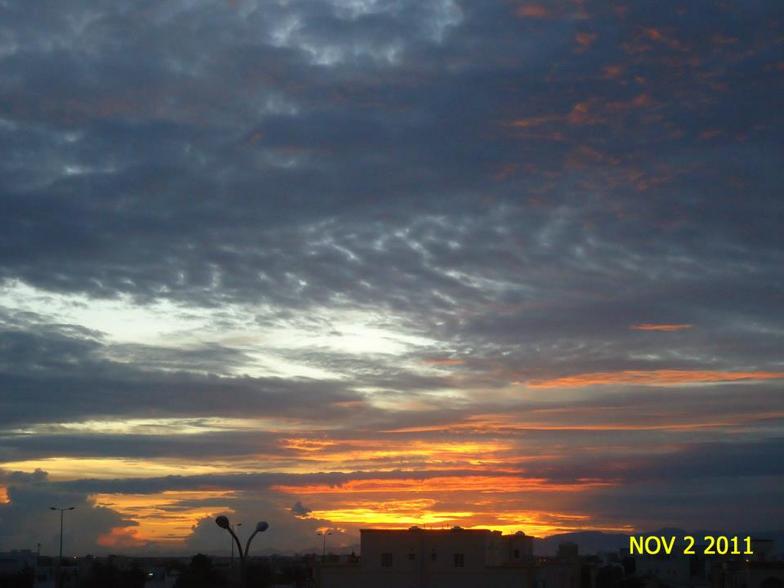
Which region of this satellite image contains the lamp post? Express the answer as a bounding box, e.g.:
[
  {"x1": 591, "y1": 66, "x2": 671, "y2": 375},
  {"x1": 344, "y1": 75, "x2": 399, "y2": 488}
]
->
[
  {"x1": 216, "y1": 516, "x2": 268, "y2": 588},
  {"x1": 317, "y1": 530, "x2": 332, "y2": 560},
  {"x1": 50, "y1": 506, "x2": 75, "y2": 588},
  {"x1": 230, "y1": 522, "x2": 242, "y2": 566}
]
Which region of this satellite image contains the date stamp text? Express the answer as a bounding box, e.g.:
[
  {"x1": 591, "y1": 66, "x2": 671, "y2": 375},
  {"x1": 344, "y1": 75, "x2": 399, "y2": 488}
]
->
[{"x1": 629, "y1": 535, "x2": 753, "y2": 556}]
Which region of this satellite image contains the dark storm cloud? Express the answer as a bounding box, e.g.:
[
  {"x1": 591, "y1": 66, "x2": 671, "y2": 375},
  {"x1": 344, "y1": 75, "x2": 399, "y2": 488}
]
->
[
  {"x1": 516, "y1": 437, "x2": 784, "y2": 485},
  {"x1": 290, "y1": 501, "x2": 312, "y2": 517},
  {"x1": 44, "y1": 435, "x2": 782, "y2": 493},
  {"x1": 580, "y1": 473, "x2": 784, "y2": 532},
  {"x1": 1, "y1": 0, "x2": 780, "y2": 314},
  {"x1": 0, "y1": 430, "x2": 282, "y2": 461},
  {"x1": 0, "y1": 468, "x2": 138, "y2": 552},
  {"x1": 52, "y1": 468, "x2": 496, "y2": 495}
]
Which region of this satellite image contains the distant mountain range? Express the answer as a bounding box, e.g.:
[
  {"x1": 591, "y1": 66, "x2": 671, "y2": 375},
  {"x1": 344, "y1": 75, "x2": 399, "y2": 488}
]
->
[{"x1": 534, "y1": 531, "x2": 630, "y2": 556}]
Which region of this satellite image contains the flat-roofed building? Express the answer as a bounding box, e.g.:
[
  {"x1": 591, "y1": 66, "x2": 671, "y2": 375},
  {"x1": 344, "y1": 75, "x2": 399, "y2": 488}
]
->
[{"x1": 317, "y1": 526, "x2": 535, "y2": 588}]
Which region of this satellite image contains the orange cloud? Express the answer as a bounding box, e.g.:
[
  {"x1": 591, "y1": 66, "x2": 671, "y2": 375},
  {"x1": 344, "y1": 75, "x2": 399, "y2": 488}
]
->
[
  {"x1": 308, "y1": 498, "x2": 473, "y2": 526},
  {"x1": 306, "y1": 499, "x2": 631, "y2": 537},
  {"x1": 606, "y1": 93, "x2": 652, "y2": 112},
  {"x1": 278, "y1": 439, "x2": 512, "y2": 466},
  {"x1": 0, "y1": 485, "x2": 8, "y2": 504},
  {"x1": 0, "y1": 457, "x2": 228, "y2": 481},
  {"x1": 97, "y1": 527, "x2": 146, "y2": 548},
  {"x1": 565, "y1": 145, "x2": 621, "y2": 167},
  {"x1": 575, "y1": 32, "x2": 597, "y2": 48},
  {"x1": 642, "y1": 27, "x2": 685, "y2": 50},
  {"x1": 487, "y1": 511, "x2": 634, "y2": 537},
  {"x1": 383, "y1": 411, "x2": 778, "y2": 435},
  {"x1": 272, "y1": 475, "x2": 612, "y2": 496},
  {"x1": 280, "y1": 438, "x2": 338, "y2": 452},
  {"x1": 508, "y1": 115, "x2": 559, "y2": 129},
  {"x1": 93, "y1": 490, "x2": 236, "y2": 543},
  {"x1": 509, "y1": 92, "x2": 652, "y2": 133},
  {"x1": 631, "y1": 323, "x2": 693, "y2": 332},
  {"x1": 423, "y1": 357, "x2": 465, "y2": 366},
  {"x1": 516, "y1": 4, "x2": 550, "y2": 18},
  {"x1": 526, "y1": 370, "x2": 784, "y2": 388},
  {"x1": 568, "y1": 101, "x2": 594, "y2": 125}
]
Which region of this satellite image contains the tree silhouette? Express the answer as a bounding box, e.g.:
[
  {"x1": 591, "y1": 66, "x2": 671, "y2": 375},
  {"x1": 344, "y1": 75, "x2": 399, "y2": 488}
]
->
[
  {"x1": 174, "y1": 554, "x2": 228, "y2": 588},
  {"x1": 82, "y1": 560, "x2": 146, "y2": 588}
]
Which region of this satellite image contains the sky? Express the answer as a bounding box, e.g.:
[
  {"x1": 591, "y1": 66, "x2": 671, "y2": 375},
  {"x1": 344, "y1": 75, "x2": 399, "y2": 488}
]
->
[{"x1": 0, "y1": 0, "x2": 783, "y2": 556}]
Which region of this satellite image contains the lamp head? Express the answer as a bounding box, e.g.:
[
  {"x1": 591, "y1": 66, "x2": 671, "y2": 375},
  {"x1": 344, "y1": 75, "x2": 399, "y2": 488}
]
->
[
  {"x1": 215, "y1": 515, "x2": 231, "y2": 529},
  {"x1": 256, "y1": 521, "x2": 269, "y2": 533}
]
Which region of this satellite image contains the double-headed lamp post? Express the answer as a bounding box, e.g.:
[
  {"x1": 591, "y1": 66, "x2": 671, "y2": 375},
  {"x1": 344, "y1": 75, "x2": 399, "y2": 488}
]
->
[
  {"x1": 230, "y1": 522, "x2": 242, "y2": 565},
  {"x1": 215, "y1": 516, "x2": 268, "y2": 588},
  {"x1": 50, "y1": 506, "x2": 75, "y2": 588},
  {"x1": 317, "y1": 530, "x2": 333, "y2": 560}
]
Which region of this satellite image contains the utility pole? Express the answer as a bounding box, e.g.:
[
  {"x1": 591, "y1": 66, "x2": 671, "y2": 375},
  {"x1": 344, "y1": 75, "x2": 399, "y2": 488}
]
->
[{"x1": 50, "y1": 506, "x2": 75, "y2": 588}]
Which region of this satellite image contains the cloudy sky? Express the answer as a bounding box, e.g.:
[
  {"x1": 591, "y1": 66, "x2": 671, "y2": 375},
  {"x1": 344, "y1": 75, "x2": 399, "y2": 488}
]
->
[{"x1": 1, "y1": 0, "x2": 783, "y2": 555}]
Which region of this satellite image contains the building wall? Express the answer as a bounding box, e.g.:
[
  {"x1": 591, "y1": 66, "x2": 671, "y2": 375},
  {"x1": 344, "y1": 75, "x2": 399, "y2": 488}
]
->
[
  {"x1": 536, "y1": 561, "x2": 580, "y2": 588},
  {"x1": 361, "y1": 528, "x2": 494, "y2": 573},
  {"x1": 715, "y1": 563, "x2": 784, "y2": 588},
  {"x1": 318, "y1": 528, "x2": 535, "y2": 588},
  {"x1": 636, "y1": 554, "x2": 692, "y2": 588}
]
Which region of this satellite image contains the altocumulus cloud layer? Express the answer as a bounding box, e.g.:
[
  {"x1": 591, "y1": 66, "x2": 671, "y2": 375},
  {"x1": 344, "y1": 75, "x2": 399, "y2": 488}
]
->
[{"x1": 1, "y1": 0, "x2": 783, "y2": 554}]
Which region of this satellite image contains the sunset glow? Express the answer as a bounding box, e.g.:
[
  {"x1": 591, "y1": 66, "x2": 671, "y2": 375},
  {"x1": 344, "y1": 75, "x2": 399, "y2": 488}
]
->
[
  {"x1": 526, "y1": 370, "x2": 784, "y2": 388},
  {"x1": 630, "y1": 323, "x2": 693, "y2": 332},
  {"x1": 93, "y1": 491, "x2": 238, "y2": 543}
]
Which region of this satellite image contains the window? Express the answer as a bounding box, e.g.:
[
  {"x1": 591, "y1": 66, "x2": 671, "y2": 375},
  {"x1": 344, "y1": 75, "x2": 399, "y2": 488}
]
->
[
  {"x1": 431, "y1": 551, "x2": 437, "y2": 562},
  {"x1": 454, "y1": 553, "x2": 465, "y2": 567},
  {"x1": 408, "y1": 552, "x2": 416, "y2": 560},
  {"x1": 514, "y1": 549, "x2": 520, "y2": 559},
  {"x1": 381, "y1": 553, "x2": 393, "y2": 567}
]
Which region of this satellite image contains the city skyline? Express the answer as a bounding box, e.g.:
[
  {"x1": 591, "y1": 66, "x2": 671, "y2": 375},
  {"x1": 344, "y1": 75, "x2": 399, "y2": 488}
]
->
[{"x1": 1, "y1": 0, "x2": 783, "y2": 556}]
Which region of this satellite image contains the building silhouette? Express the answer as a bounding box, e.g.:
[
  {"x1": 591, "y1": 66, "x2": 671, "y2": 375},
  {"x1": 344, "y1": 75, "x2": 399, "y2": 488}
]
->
[{"x1": 317, "y1": 526, "x2": 536, "y2": 588}]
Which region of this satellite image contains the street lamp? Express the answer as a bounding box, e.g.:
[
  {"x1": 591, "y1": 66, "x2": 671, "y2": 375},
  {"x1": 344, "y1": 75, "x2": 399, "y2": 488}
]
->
[
  {"x1": 216, "y1": 516, "x2": 268, "y2": 588},
  {"x1": 317, "y1": 530, "x2": 333, "y2": 560},
  {"x1": 244, "y1": 520, "x2": 269, "y2": 558},
  {"x1": 50, "y1": 506, "x2": 75, "y2": 588},
  {"x1": 230, "y1": 522, "x2": 243, "y2": 565}
]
